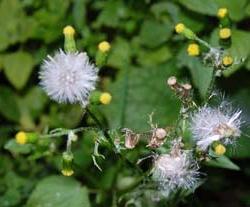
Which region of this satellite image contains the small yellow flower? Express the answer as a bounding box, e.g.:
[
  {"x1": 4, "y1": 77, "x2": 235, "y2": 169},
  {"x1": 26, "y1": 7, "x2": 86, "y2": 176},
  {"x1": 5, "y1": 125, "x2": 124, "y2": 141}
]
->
[
  {"x1": 219, "y1": 28, "x2": 231, "y2": 39},
  {"x1": 63, "y1": 25, "x2": 75, "y2": 36},
  {"x1": 175, "y1": 23, "x2": 185, "y2": 34},
  {"x1": 15, "y1": 131, "x2": 27, "y2": 145},
  {"x1": 214, "y1": 144, "x2": 226, "y2": 156},
  {"x1": 100, "y1": 92, "x2": 112, "y2": 105},
  {"x1": 98, "y1": 41, "x2": 111, "y2": 53},
  {"x1": 223, "y1": 55, "x2": 233, "y2": 66},
  {"x1": 61, "y1": 169, "x2": 74, "y2": 176},
  {"x1": 217, "y1": 8, "x2": 228, "y2": 18},
  {"x1": 187, "y1": 43, "x2": 200, "y2": 56}
]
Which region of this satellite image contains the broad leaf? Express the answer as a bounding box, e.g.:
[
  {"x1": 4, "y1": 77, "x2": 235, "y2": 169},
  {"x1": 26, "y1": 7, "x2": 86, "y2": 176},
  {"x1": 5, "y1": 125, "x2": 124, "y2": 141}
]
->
[{"x1": 27, "y1": 176, "x2": 90, "y2": 207}]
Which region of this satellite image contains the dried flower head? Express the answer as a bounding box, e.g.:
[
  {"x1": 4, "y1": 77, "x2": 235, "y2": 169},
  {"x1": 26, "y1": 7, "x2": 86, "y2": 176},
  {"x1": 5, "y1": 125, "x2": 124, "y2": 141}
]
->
[
  {"x1": 123, "y1": 128, "x2": 140, "y2": 149},
  {"x1": 147, "y1": 128, "x2": 167, "y2": 148},
  {"x1": 191, "y1": 103, "x2": 242, "y2": 151},
  {"x1": 39, "y1": 50, "x2": 98, "y2": 106},
  {"x1": 152, "y1": 150, "x2": 200, "y2": 197}
]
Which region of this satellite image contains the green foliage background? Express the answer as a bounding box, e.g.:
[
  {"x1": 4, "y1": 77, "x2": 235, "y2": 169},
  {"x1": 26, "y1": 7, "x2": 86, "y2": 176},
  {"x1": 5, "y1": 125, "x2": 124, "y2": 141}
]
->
[{"x1": 0, "y1": 0, "x2": 250, "y2": 206}]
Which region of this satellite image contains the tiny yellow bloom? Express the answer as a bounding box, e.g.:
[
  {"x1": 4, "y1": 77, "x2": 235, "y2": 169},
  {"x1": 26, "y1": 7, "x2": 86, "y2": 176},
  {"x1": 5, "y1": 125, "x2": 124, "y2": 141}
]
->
[
  {"x1": 15, "y1": 131, "x2": 27, "y2": 145},
  {"x1": 61, "y1": 169, "x2": 74, "y2": 176},
  {"x1": 63, "y1": 25, "x2": 75, "y2": 36},
  {"x1": 217, "y1": 8, "x2": 228, "y2": 18},
  {"x1": 175, "y1": 23, "x2": 185, "y2": 34},
  {"x1": 100, "y1": 92, "x2": 112, "y2": 105},
  {"x1": 223, "y1": 55, "x2": 233, "y2": 66},
  {"x1": 219, "y1": 28, "x2": 231, "y2": 39},
  {"x1": 98, "y1": 41, "x2": 111, "y2": 53},
  {"x1": 187, "y1": 43, "x2": 200, "y2": 56},
  {"x1": 214, "y1": 144, "x2": 226, "y2": 156}
]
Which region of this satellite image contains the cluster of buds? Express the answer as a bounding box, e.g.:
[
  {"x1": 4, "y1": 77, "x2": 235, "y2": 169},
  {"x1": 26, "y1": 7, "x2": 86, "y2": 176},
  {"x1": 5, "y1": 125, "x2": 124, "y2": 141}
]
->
[
  {"x1": 167, "y1": 76, "x2": 192, "y2": 104},
  {"x1": 175, "y1": 8, "x2": 235, "y2": 71}
]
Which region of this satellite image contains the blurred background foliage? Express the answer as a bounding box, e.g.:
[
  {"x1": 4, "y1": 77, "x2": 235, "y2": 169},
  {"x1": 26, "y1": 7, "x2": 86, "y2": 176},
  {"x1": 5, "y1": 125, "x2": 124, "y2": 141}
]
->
[{"x1": 0, "y1": 0, "x2": 250, "y2": 206}]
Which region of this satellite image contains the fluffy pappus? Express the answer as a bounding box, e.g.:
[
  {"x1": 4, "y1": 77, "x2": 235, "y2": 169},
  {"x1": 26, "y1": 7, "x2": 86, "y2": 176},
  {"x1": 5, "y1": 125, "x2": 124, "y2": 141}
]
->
[
  {"x1": 152, "y1": 150, "x2": 200, "y2": 197},
  {"x1": 190, "y1": 103, "x2": 242, "y2": 151},
  {"x1": 39, "y1": 50, "x2": 98, "y2": 106}
]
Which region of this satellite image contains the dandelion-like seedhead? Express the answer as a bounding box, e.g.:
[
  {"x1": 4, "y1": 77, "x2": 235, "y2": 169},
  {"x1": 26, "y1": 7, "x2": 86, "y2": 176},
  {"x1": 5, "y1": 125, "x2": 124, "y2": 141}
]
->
[
  {"x1": 39, "y1": 50, "x2": 98, "y2": 106},
  {"x1": 152, "y1": 150, "x2": 200, "y2": 197},
  {"x1": 191, "y1": 103, "x2": 242, "y2": 151}
]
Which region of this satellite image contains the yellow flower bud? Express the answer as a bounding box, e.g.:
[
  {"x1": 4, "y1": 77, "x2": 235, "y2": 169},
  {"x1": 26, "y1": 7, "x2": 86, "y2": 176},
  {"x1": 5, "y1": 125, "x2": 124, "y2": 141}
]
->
[
  {"x1": 100, "y1": 92, "x2": 112, "y2": 105},
  {"x1": 187, "y1": 43, "x2": 200, "y2": 56},
  {"x1": 175, "y1": 23, "x2": 185, "y2": 34},
  {"x1": 217, "y1": 8, "x2": 228, "y2": 18},
  {"x1": 98, "y1": 41, "x2": 111, "y2": 53},
  {"x1": 214, "y1": 144, "x2": 226, "y2": 156},
  {"x1": 223, "y1": 55, "x2": 233, "y2": 66},
  {"x1": 219, "y1": 28, "x2": 231, "y2": 39},
  {"x1": 63, "y1": 25, "x2": 75, "y2": 36},
  {"x1": 15, "y1": 131, "x2": 27, "y2": 145},
  {"x1": 61, "y1": 169, "x2": 74, "y2": 176}
]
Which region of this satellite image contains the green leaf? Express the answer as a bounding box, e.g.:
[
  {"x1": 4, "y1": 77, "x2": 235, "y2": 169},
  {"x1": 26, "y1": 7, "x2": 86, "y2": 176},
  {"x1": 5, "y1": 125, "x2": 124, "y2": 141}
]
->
[
  {"x1": 210, "y1": 29, "x2": 250, "y2": 76},
  {"x1": 4, "y1": 139, "x2": 32, "y2": 154},
  {"x1": 178, "y1": 0, "x2": 247, "y2": 21},
  {"x1": 102, "y1": 61, "x2": 180, "y2": 130},
  {"x1": 0, "y1": 0, "x2": 36, "y2": 51},
  {"x1": 139, "y1": 20, "x2": 172, "y2": 48},
  {"x1": 137, "y1": 46, "x2": 172, "y2": 66},
  {"x1": 107, "y1": 37, "x2": 132, "y2": 68},
  {"x1": 27, "y1": 176, "x2": 90, "y2": 207},
  {"x1": 177, "y1": 47, "x2": 214, "y2": 98},
  {"x1": 3, "y1": 51, "x2": 34, "y2": 90},
  {"x1": 0, "y1": 87, "x2": 20, "y2": 122},
  {"x1": 205, "y1": 155, "x2": 240, "y2": 170}
]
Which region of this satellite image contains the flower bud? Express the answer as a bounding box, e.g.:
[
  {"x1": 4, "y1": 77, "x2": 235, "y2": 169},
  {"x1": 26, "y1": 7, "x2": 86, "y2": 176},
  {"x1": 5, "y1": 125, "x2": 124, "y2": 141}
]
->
[
  {"x1": 187, "y1": 43, "x2": 200, "y2": 56},
  {"x1": 100, "y1": 92, "x2": 112, "y2": 105},
  {"x1": 175, "y1": 23, "x2": 196, "y2": 40},
  {"x1": 15, "y1": 131, "x2": 38, "y2": 145},
  {"x1": 167, "y1": 76, "x2": 177, "y2": 87},
  {"x1": 222, "y1": 55, "x2": 233, "y2": 67},
  {"x1": 61, "y1": 152, "x2": 74, "y2": 176},
  {"x1": 214, "y1": 144, "x2": 226, "y2": 156},
  {"x1": 217, "y1": 8, "x2": 228, "y2": 19},
  {"x1": 63, "y1": 25, "x2": 77, "y2": 53},
  {"x1": 98, "y1": 41, "x2": 111, "y2": 53}
]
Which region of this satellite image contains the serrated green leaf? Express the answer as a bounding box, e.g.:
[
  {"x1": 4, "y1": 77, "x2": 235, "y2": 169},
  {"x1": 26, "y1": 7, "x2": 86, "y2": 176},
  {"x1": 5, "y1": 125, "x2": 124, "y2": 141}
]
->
[
  {"x1": 206, "y1": 155, "x2": 240, "y2": 170},
  {"x1": 3, "y1": 51, "x2": 34, "y2": 90},
  {"x1": 27, "y1": 176, "x2": 90, "y2": 207}
]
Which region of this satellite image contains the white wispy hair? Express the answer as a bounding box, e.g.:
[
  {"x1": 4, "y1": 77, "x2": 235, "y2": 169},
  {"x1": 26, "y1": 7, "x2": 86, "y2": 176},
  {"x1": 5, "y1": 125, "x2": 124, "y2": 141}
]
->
[
  {"x1": 39, "y1": 50, "x2": 98, "y2": 106},
  {"x1": 191, "y1": 103, "x2": 242, "y2": 151},
  {"x1": 152, "y1": 150, "x2": 200, "y2": 197}
]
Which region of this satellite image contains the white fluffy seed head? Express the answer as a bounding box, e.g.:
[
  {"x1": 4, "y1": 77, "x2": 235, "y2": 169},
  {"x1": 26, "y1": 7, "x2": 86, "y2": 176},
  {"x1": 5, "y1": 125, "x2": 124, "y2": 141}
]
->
[
  {"x1": 191, "y1": 103, "x2": 242, "y2": 151},
  {"x1": 152, "y1": 151, "x2": 200, "y2": 197},
  {"x1": 39, "y1": 50, "x2": 98, "y2": 106}
]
